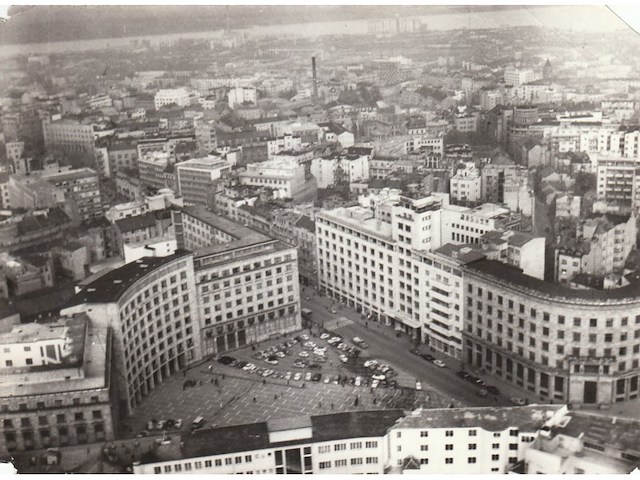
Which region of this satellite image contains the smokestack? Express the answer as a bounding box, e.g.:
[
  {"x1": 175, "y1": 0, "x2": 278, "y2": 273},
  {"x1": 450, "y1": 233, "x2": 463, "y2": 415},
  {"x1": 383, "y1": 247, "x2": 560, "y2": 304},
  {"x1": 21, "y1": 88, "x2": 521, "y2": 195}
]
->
[{"x1": 312, "y1": 56, "x2": 318, "y2": 104}]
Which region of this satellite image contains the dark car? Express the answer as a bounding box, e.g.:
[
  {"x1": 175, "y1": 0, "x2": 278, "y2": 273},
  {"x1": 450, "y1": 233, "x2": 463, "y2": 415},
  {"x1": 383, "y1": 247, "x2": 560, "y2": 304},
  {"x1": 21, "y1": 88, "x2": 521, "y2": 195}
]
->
[
  {"x1": 217, "y1": 356, "x2": 236, "y2": 365},
  {"x1": 466, "y1": 375, "x2": 480, "y2": 384},
  {"x1": 312, "y1": 373, "x2": 322, "y2": 382},
  {"x1": 420, "y1": 353, "x2": 435, "y2": 362},
  {"x1": 164, "y1": 419, "x2": 175, "y2": 430},
  {"x1": 474, "y1": 378, "x2": 486, "y2": 387},
  {"x1": 486, "y1": 385, "x2": 500, "y2": 395},
  {"x1": 308, "y1": 363, "x2": 322, "y2": 370},
  {"x1": 388, "y1": 380, "x2": 398, "y2": 389},
  {"x1": 456, "y1": 370, "x2": 470, "y2": 379}
]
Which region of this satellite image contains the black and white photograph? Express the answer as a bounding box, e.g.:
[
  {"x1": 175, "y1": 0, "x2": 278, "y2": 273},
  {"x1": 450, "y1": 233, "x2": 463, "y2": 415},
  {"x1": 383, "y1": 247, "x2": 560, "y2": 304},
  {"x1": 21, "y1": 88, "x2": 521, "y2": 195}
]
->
[{"x1": 0, "y1": 3, "x2": 639, "y2": 475}]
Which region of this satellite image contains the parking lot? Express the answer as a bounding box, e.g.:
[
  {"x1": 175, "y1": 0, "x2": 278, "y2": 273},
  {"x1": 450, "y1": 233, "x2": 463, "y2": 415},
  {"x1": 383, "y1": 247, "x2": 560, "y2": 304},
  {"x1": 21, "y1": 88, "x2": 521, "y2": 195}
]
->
[{"x1": 122, "y1": 325, "x2": 460, "y2": 438}]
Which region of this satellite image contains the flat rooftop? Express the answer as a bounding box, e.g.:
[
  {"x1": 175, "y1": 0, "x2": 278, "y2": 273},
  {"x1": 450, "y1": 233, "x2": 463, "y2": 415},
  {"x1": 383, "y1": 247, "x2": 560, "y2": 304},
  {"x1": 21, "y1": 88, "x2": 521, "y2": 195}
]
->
[
  {"x1": 0, "y1": 314, "x2": 109, "y2": 397},
  {"x1": 466, "y1": 258, "x2": 640, "y2": 302},
  {"x1": 65, "y1": 250, "x2": 193, "y2": 305},
  {"x1": 393, "y1": 405, "x2": 564, "y2": 433},
  {"x1": 317, "y1": 207, "x2": 393, "y2": 241},
  {"x1": 142, "y1": 409, "x2": 404, "y2": 464},
  {"x1": 41, "y1": 167, "x2": 98, "y2": 182},
  {"x1": 176, "y1": 206, "x2": 276, "y2": 258},
  {"x1": 432, "y1": 243, "x2": 487, "y2": 264},
  {"x1": 175, "y1": 156, "x2": 230, "y2": 170},
  {"x1": 562, "y1": 412, "x2": 640, "y2": 457}
]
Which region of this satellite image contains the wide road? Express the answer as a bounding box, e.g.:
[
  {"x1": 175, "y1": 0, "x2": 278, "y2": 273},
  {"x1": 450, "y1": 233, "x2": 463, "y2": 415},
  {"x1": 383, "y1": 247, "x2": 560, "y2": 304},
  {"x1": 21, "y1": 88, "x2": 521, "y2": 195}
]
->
[{"x1": 301, "y1": 288, "x2": 532, "y2": 408}]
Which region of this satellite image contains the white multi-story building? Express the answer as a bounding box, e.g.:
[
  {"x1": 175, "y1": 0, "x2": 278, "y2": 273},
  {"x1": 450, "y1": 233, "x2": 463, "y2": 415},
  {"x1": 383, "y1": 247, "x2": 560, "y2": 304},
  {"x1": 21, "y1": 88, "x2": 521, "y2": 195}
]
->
[
  {"x1": 503, "y1": 66, "x2": 541, "y2": 87},
  {"x1": 154, "y1": 88, "x2": 190, "y2": 110},
  {"x1": 310, "y1": 152, "x2": 370, "y2": 189},
  {"x1": 386, "y1": 405, "x2": 568, "y2": 474},
  {"x1": 228, "y1": 86, "x2": 257, "y2": 109},
  {"x1": 239, "y1": 156, "x2": 307, "y2": 199},
  {"x1": 450, "y1": 162, "x2": 482, "y2": 204},
  {"x1": 595, "y1": 157, "x2": 640, "y2": 213},
  {"x1": 42, "y1": 117, "x2": 95, "y2": 156},
  {"x1": 175, "y1": 156, "x2": 232, "y2": 206},
  {"x1": 267, "y1": 134, "x2": 303, "y2": 158}
]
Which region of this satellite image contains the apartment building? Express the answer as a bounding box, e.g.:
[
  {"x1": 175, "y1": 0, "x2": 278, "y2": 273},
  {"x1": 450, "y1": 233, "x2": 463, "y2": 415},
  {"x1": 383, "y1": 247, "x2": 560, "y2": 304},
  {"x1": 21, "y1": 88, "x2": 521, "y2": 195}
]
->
[
  {"x1": 441, "y1": 203, "x2": 522, "y2": 245},
  {"x1": 596, "y1": 157, "x2": 640, "y2": 213},
  {"x1": 175, "y1": 156, "x2": 232, "y2": 206},
  {"x1": 41, "y1": 167, "x2": 103, "y2": 223},
  {"x1": 133, "y1": 410, "x2": 402, "y2": 474},
  {"x1": 555, "y1": 214, "x2": 637, "y2": 284},
  {"x1": 267, "y1": 134, "x2": 303, "y2": 158},
  {"x1": 480, "y1": 230, "x2": 546, "y2": 280},
  {"x1": 61, "y1": 251, "x2": 201, "y2": 415},
  {"x1": 463, "y1": 258, "x2": 640, "y2": 405},
  {"x1": 310, "y1": 152, "x2": 370, "y2": 189},
  {"x1": 8, "y1": 175, "x2": 65, "y2": 210},
  {"x1": 227, "y1": 86, "x2": 257, "y2": 109},
  {"x1": 0, "y1": 166, "x2": 10, "y2": 209},
  {"x1": 172, "y1": 206, "x2": 302, "y2": 356},
  {"x1": 503, "y1": 66, "x2": 541, "y2": 87},
  {"x1": 386, "y1": 405, "x2": 567, "y2": 474},
  {"x1": 42, "y1": 117, "x2": 95, "y2": 156},
  {"x1": 450, "y1": 162, "x2": 481, "y2": 204},
  {"x1": 239, "y1": 156, "x2": 307, "y2": 199},
  {"x1": 154, "y1": 88, "x2": 190, "y2": 110},
  {"x1": 0, "y1": 315, "x2": 116, "y2": 453},
  {"x1": 138, "y1": 151, "x2": 175, "y2": 191}
]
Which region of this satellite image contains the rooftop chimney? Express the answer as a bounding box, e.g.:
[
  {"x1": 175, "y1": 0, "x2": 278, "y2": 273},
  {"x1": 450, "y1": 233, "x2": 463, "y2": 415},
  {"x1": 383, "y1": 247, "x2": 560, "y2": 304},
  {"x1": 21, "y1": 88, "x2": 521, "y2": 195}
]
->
[{"x1": 311, "y1": 56, "x2": 318, "y2": 104}]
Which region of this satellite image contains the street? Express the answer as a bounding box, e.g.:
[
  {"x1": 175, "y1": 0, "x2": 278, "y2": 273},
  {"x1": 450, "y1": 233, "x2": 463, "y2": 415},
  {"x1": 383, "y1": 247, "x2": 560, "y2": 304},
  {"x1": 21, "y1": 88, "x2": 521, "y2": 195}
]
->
[{"x1": 302, "y1": 288, "x2": 535, "y2": 408}]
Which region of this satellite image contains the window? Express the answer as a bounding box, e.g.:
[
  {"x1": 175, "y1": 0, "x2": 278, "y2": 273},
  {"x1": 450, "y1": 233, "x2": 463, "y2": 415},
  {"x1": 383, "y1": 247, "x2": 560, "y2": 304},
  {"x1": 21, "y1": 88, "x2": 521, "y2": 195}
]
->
[
  {"x1": 445, "y1": 430, "x2": 453, "y2": 437},
  {"x1": 365, "y1": 441, "x2": 378, "y2": 448},
  {"x1": 366, "y1": 457, "x2": 378, "y2": 464},
  {"x1": 509, "y1": 443, "x2": 518, "y2": 450},
  {"x1": 319, "y1": 461, "x2": 331, "y2": 470},
  {"x1": 319, "y1": 445, "x2": 331, "y2": 453},
  {"x1": 420, "y1": 431, "x2": 429, "y2": 437},
  {"x1": 492, "y1": 454, "x2": 500, "y2": 461},
  {"x1": 468, "y1": 457, "x2": 477, "y2": 464},
  {"x1": 469, "y1": 429, "x2": 477, "y2": 436},
  {"x1": 154, "y1": 467, "x2": 161, "y2": 474},
  {"x1": 350, "y1": 458, "x2": 363, "y2": 465},
  {"x1": 445, "y1": 458, "x2": 453, "y2": 464},
  {"x1": 421, "y1": 445, "x2": 429, "y2": 451},
  {"x1": 468, "y1": 443, "x2": 477, "y2": 450},
  {"x1": 334, "y1": 443, "x2": 346, "y2": 451},
  {"x1": 445, "y1": 444, "x2": 453, "y2": 450},
  {"x1": 335, "y1": 459, "x2": 347, "y2": 467},
  {"x1": 205, "y1": 460, "x2": 213, "y2": 468},
  {"x1": 174, "y1": 464, "x2": 182, "y2": 472}
]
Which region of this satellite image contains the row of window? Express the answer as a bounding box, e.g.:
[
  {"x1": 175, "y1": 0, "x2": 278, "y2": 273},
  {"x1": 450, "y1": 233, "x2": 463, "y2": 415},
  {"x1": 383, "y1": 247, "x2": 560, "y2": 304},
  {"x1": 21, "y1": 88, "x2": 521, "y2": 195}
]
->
[
  {"x1": 318, "y1": 457, "x2": 378, "y2": 469},
  {"x1": 155, "y1": 454, "x2": 254, "y2": 473}
]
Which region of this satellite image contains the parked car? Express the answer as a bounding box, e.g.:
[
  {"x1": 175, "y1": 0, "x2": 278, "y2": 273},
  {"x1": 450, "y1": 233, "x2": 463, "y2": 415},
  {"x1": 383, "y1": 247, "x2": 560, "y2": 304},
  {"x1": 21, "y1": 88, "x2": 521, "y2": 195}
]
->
[
  {"x1": 305, "y1": 372, "x2": 312, "y2": 382},
  {"x1": 312, "y1": 373, "x2": 322, "y2": 382},
  {"x1": 433, "y1": 359, "x2": 446, "y2": 368},
  {"x1": 372, "y1": 374, "x2": 386, "y2": 381},
  {"x1": 329, "y1": 307, "x2": 337, "y2": 314},
  {"x1": 355, "y1": 376, "x2": 362, "y2": 387},
  {"x1": 298, "y1": 351, "x2": 309, "y2": 358},
  {"x1": 420, "y1": 353, "x2": 435, "y2": 362},
  {"x1": 293, "y1": 372, "x2": 302, "y2": 381},
  {"x1": 324, "y1": 376, "x2": 331, "y2": 384},
  {"x1": 156, "y1": 420, "x2": 166, "y2": 430},
  {"x1": 300, "y1": 334, "x2": 310, "y2": 341},
  {"x1": 265, "y1": 358, "x2": 278, "y2": 365},
  {"x1": 146, "y1": 421, "x2": 155, "y2": 431},
  {"x1": 284, "y1": 372, "x2": 292, "y2": 380},
  {"x1": 352, "y1": 337, "x2": 369, "y2": 349},
  {"x1": 371, "y1": 379, "x2": 380, "y2": 389},
  {"x1": 175, "y1": 419, "x2": 183, "y2": 429},
  {"x1": 339, "y1": 354, "x2": 349, "y2": 363},
  {"x1": 308, "y1": 363, "x2": 322, "y2": 370},
  {"x1": 486, "y1": 385, "x2": 500, "y2": 395},
  {"x1": 320, "y1": 333, "x2": 330, "y2": 340},
  {"x1": 456, "y1": 370, "x2": 470, "y2": 379},
  {"x1": 510, "y1": 397, "x2": 527, "y2": 406},
  {"x1": 415, "y1": 381, "x2": 422, "y2": 391}
]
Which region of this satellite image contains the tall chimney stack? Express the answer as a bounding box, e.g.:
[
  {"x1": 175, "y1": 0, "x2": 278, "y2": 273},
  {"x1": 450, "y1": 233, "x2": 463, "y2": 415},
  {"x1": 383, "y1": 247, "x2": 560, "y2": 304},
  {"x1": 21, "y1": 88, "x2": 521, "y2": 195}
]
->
[{"x1": 311, "y1": 56, "x2": 318, "y2": 104}]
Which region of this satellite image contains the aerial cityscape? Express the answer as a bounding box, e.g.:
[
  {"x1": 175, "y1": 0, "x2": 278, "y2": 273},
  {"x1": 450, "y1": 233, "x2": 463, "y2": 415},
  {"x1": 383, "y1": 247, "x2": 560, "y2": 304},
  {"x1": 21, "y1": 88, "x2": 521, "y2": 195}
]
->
[{"x1": 1, "y1": 4, "x2": 640, "y2": 475}]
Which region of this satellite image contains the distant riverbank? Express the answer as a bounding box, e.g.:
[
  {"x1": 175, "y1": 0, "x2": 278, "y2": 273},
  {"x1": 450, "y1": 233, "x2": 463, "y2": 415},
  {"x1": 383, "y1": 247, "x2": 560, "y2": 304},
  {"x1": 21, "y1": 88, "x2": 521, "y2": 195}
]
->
[{"x1": 0, "y1": 5, "x2": 623, "y2": 59}]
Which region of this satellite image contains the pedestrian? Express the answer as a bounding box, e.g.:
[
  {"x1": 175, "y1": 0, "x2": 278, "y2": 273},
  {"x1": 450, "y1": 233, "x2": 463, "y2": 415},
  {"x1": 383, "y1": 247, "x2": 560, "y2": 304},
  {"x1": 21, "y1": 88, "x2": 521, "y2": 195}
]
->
[
  {"x1": 331, "y1": 403, "x2": 334, "y2": 410},
  {"x1": 274, "y1": 394, "x2": 277, "y2": 401},
  {"x1": 253, "y1": 397, "x2": 256, "y2": 403},
  {"x1": 208, "y1": 365, "x2": 212, "y2": 372},
  {"x1": 354, "y1": 398, "x2": 359, "y2": 407},
  {"x1": 262, "y1": 379, "x2": 266, "y2": 385},
  {"x1": 287, "y1": 380, "x2": 290, "y2": 386},
  {"x1": 318, "y1": 401, "x2": 322, "y2": 408},
  {"x1": 215, "y1": 378, "x2": 219, "y2": 386}
]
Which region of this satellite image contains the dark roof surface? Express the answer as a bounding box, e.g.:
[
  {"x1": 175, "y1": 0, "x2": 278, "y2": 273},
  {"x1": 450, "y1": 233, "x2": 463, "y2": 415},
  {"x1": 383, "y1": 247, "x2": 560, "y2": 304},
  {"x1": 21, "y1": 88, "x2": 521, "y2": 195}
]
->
[
  {"x1": 114, "y1": 211, "x2": 157, "y2": 233},
  {"x1": 465, "y1": 258, "x2": 640, "y2": 302},
  {"x1": 65, "y1": 251, "x2": 192, "y2": 305}
]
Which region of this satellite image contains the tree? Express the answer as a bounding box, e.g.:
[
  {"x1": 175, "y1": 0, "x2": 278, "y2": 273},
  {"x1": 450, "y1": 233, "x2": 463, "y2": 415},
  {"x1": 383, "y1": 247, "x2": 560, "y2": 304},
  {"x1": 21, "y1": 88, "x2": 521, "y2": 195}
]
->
[{"x1": 573, "y1": 171, "x2": 596, "y2": 196}]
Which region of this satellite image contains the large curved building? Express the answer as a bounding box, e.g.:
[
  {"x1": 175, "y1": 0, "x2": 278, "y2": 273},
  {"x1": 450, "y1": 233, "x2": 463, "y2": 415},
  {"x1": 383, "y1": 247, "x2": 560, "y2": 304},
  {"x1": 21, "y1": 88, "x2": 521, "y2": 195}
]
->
[
  {"x1": 463, "y1": 259, "x2": 640, "y2": 406},
  {"x1": 62, "y1": 251, "x2": 200, "y2": 415}
]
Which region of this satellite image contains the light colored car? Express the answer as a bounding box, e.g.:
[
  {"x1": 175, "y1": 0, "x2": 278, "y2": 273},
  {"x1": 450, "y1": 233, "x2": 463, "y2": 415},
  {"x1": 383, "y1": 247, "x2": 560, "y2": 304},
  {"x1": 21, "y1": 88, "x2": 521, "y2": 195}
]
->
[
  {"x1": 156, "y1": 420, "x2": 166, "y2": 430},
  {"x1": 511, "y1": 397, "x2": 527, "y2": 406},
  {"x1": 294, "y1": 372, "x2": 302, "y2": 381},
  {"x1": 339, "y1": 354, "x2": 349, "y2": 363},
  {"x1": 354, "y1": 376, "x2": 362, "y2": 387},
  {"x1": 175, "y1": 419, "x2": 183, "y2": 429},
  {"x1": 314, "y1": 346, "x2": 327, "y2": 353},
  {"x1": 363, "y1": 359, "x2": 377, "y2": 368},
  {"x1": 298, "y1": 351, "x2": 310, "y2": 358},
  {"x1": 415, "y1": 381, "x2": 422, "y2": 391},
  {"x1": 275, "y1": 351, "x2": 285, "y2": 358},
  {"x1": 300, "y1": 334, "x2": 310, "y2": 341},
  {"x1": 372, "y1": 374, "x2": 386, "y2": 381},
  {"x1": 265, "y1": 358, "x2": 278, "y2": 365},
  {"x1": 320, "y1": 333, "x2": 330, "y2": 340},
  {"x1": 324, "y1": 376, "x2": 331, "y2": 384},
  {"x1": 313, "y1": 348, "x2": 326, "y2": 356},
  {"x1": 305, "y1": 372, "x2": 312, "y2": 382},
  {"x1": 146, "y1": 420, "x2": 155, "y2": 431},
  {"x1": 329, "y1": 307, "x2": 337, "y2": 314},
  {"x1": 371, "y1": 379, "x2": 380, "y2": 389},
  {"x1": 433, "y1": 359, "x2": 446, "y2": 368}
]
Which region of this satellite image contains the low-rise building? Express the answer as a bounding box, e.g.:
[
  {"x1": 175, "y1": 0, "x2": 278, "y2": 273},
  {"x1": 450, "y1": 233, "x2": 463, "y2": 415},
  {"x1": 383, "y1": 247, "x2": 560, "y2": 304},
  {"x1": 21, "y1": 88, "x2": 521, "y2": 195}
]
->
[
  {"x1": 0, "y1": 315, "x2": 116, "y2": 453},
  {"x1": 154, "y1": 88, "x2": 190, "y2": 110},
  {"x1": 450, "y1": 162, "x2": 481, "y2": 204},
  {"x1": 175, "y1": 156, "x2": 232, "y2": 207},
  {"x1": 41, "y1": 168, "x2": 103, "y2": 224},
  {"x1": 239, "y1": 156, "x2": 308, "y2": 200}
]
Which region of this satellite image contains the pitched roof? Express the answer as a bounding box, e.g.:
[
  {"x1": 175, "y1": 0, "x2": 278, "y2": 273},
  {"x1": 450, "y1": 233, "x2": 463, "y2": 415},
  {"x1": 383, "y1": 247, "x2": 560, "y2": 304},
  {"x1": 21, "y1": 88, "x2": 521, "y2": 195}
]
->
[{"x1": 114, "y1": 211, "x2": 157, "y2": 233}]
